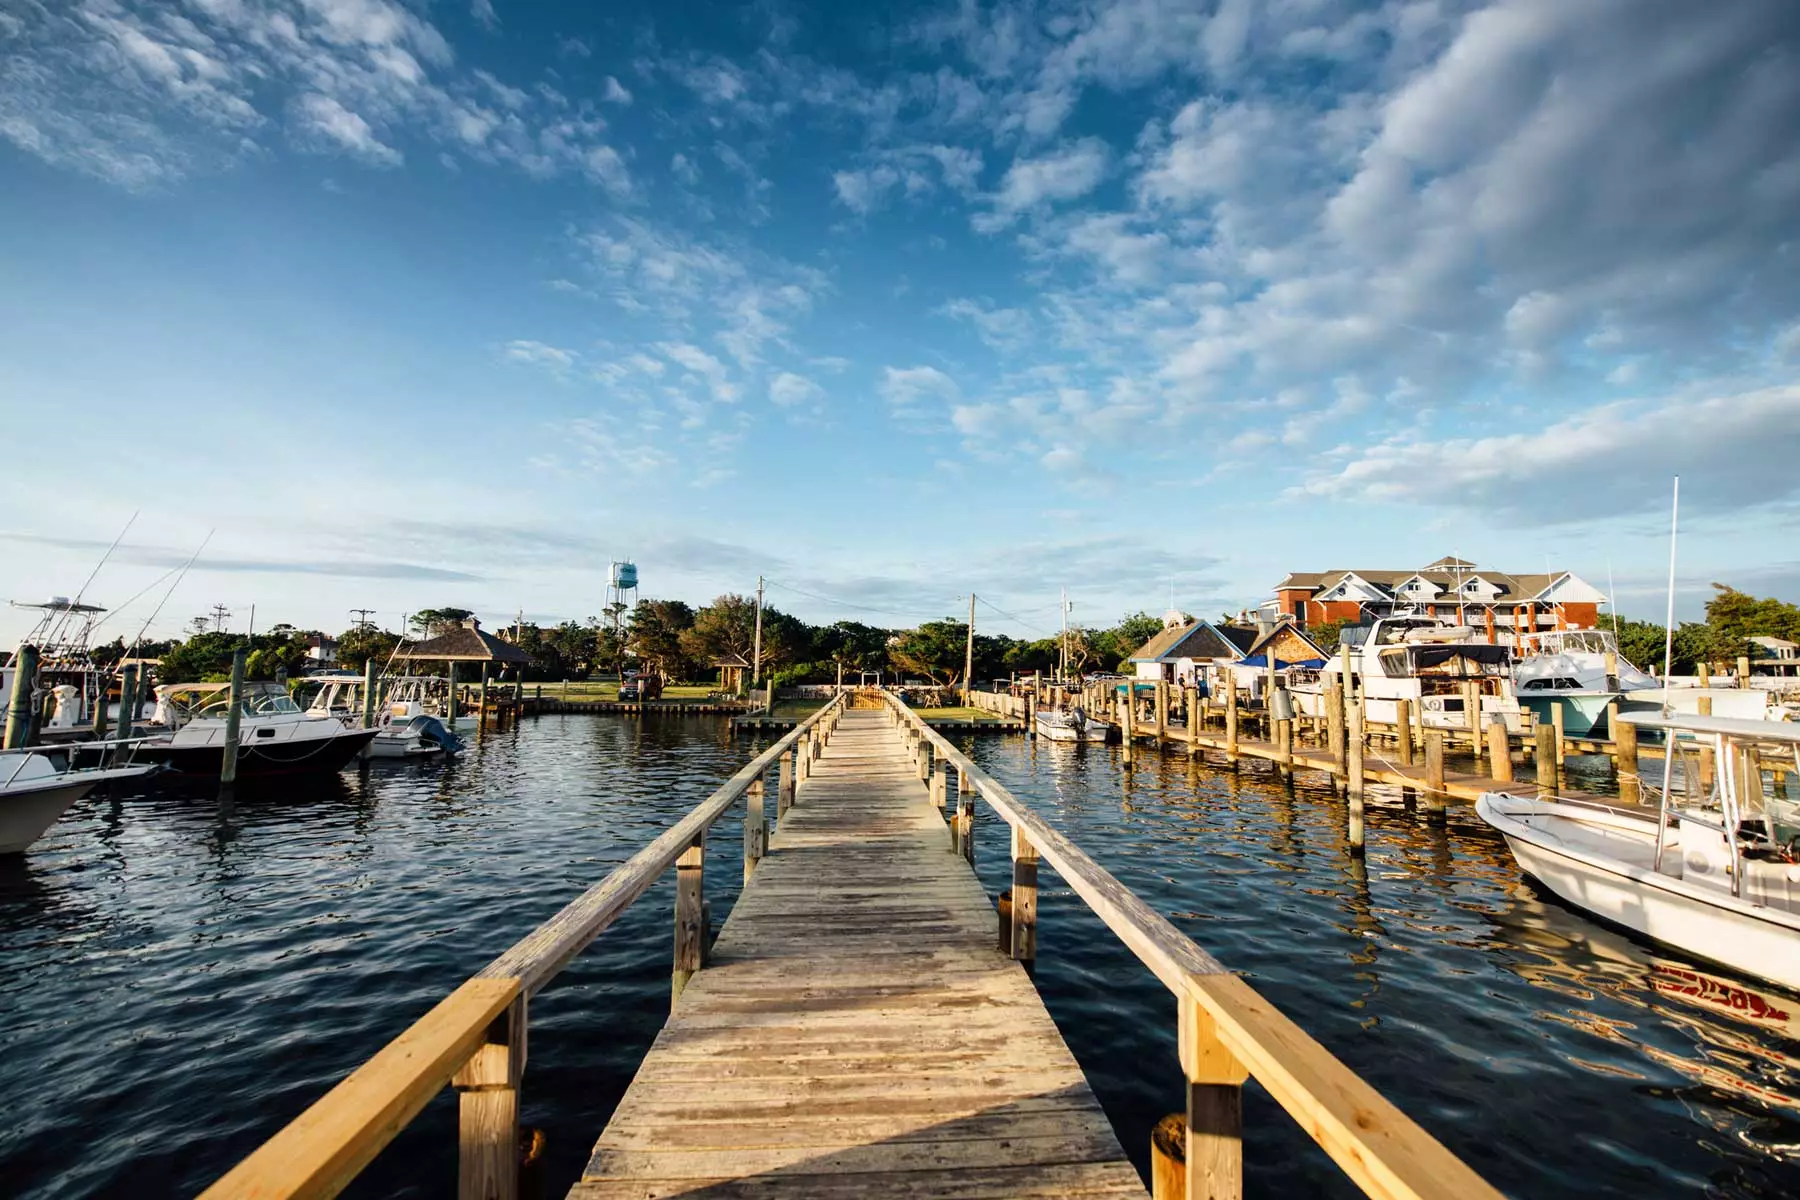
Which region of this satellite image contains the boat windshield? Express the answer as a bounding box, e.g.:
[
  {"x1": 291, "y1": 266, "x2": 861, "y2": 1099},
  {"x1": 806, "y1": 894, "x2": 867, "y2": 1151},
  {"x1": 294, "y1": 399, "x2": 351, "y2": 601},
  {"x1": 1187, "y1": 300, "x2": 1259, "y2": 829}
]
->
[
  {"x1": 1521, "y1": 629, "x2": 1617, "y2": 655},
  {"x1": 197, "y1": 695, "x2": 304, "y2": 719}
]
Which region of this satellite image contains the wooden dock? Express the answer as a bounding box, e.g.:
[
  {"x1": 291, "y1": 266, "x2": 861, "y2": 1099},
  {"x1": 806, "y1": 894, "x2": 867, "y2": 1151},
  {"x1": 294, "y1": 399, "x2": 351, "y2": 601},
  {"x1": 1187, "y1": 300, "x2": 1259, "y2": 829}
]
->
[
  {"x1": 203, "y1": 689, "x2": 1502, "y2": 1200},
  {"x1": 572, "y1": 709, "x2": 1141, "y2": 1197}
]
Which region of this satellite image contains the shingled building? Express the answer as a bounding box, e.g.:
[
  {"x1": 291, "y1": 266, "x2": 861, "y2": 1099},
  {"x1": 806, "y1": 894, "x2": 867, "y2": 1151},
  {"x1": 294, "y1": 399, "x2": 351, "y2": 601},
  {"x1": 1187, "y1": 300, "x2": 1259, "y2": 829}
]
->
[{"x1": 1272, "y1": 556, "x2": 1607, "y2": 646}]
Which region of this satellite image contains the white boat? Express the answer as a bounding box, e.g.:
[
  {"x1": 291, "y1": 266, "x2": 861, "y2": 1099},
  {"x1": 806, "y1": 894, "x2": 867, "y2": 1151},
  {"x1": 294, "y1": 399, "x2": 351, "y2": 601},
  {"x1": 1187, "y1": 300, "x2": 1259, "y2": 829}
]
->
[
  {"x1": 299, "y1": 675, "x2": 464, "y2": 758},
  {"x1": 1514, "y1": 628, "x2": 1661, "y2": 736},
  {"x1": 1291, "y1": 614, "x2": 1525, "y2": 732},
  {"x1": 368, "y1": 714, "x2": 464, "y2": 758},
  {"x1": 134, "y1": 684, "x2": 378, "y2": 778},
  {"x1": 0, "y1": 752, "x2": 154, "y2": 853},
  {"x1": 1035, "y1": 705, "x2": 1110, "y2": 743},
  {"x1": 1476, "y1": 711, "x2": 1800, "y2": 991}
]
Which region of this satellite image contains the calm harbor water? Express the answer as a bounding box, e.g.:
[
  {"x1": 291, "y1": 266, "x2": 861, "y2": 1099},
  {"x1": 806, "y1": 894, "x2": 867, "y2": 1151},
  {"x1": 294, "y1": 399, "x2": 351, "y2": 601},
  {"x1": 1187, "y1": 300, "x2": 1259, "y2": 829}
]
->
[{"x1": 3, "y1": 714, "x2": 1798, "y2": 1198}]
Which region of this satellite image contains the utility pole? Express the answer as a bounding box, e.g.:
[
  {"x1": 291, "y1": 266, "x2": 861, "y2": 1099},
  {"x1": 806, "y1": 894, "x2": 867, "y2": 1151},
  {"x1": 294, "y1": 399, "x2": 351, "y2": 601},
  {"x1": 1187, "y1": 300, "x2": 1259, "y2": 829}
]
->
[
  {"x1": 1060, "y1": 587, "x2": 1069, "y2": 683},
  {"x1": 349, "y1": 608, "x2": 376, "y2": 630},
  {"x1": 210, "y1": 603, "x2": 231, "y2": 632},
  {"x1": 752, "y1": 576, "x2": 765, "y2": 686},
  {"x1": 964, "y1": 593, "x2": 976, "y2": 706}
]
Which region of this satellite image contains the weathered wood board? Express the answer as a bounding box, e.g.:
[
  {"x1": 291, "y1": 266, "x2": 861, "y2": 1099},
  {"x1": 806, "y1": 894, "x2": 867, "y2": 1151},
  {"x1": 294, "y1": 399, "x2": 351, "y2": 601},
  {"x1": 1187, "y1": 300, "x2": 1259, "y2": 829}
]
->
[{"x1": 568, "y1": 710, "x2": 1145, "y2": 1199}]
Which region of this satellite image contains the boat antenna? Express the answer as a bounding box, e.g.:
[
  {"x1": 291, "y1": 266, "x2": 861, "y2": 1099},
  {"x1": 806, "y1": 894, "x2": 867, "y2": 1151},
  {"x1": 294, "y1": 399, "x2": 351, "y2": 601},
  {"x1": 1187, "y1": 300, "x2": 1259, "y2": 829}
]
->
[
  {"x1": 128, "y1": 529, "x2": 214, "y2": 657},
  {"x1": 1606, "y1": 559, "x2": 1620, "y2": 639},
  {"x1": 1660, "y1": 477, "x2": 1679, "y2": 715},
  {"x1": 64, "y1": 511, "x2": 137, "y2": 628}
]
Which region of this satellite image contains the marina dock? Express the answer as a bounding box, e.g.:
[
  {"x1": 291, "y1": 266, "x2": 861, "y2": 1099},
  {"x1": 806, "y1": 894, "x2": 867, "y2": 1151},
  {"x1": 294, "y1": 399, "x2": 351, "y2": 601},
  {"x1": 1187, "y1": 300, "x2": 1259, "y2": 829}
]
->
[{"x1": 201, "y1": 692, "x2": 1501, "y2": 1200}]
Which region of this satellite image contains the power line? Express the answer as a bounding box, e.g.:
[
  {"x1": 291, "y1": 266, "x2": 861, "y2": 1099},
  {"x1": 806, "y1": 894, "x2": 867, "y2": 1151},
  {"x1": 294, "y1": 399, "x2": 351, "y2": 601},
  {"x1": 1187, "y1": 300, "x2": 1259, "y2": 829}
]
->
[
  {"x1": 762, "y1": 578, "x2": 957, "y2": 624},
  {"x1": 975, "y1": 594, "x2": 1057, "y2": 638}
]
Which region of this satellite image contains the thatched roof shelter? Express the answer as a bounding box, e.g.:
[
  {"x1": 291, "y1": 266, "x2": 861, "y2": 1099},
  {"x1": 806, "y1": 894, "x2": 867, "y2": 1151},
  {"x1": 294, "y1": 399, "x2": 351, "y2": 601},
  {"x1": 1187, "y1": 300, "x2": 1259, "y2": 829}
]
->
[{"x1": 395, "y1": 617, "x2": 533, "y2": 667}]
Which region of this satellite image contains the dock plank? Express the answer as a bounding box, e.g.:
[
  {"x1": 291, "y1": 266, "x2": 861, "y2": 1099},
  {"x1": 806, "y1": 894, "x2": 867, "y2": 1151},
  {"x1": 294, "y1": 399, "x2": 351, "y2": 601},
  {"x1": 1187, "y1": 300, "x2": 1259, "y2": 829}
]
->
[{"x1": 568, "y1": 710, "x2": 1145, "y2": 1199}]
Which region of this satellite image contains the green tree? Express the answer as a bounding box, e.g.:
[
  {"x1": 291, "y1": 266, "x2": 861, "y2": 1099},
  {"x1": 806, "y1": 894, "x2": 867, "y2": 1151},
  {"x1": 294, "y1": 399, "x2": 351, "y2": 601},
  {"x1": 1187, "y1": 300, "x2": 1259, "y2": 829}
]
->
[
  {"x1": 628, "y1": 599, "x2": 697, "y2": 680},
  {"x1": 337, "y1": 625, "x2": 400, "y2": 672},
  {"x1": 1705, "y1": 585, "x2": 1800, "y2": 645},
  {"x1": 409, "y1": 608, "x2": 474, "y2": 637},
  {"x1": 889, "y1": 619, "x2": 972, "y2": 686},
  {"x1": 812, "y1": 621, "x2": 894, "y2": 675},
  {"x1": 1307, "y1": 617, "x2": 1355, "y2": 653},
  {"x1": 160, "y1": 629, "x2": 309, "y2": 683},
  {"x1": 1092, "y1": 612, "x2": 1165, "y2": 672}
]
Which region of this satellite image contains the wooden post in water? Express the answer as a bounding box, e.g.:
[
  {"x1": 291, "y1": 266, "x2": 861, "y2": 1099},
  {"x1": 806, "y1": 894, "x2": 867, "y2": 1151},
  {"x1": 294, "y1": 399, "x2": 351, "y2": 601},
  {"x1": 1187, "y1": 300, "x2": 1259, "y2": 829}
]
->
[
  {"x1": 1551, "y1": 702, "x2": 1567, "y2": 767},
  {"x1": 110, "y1": 663, "x2": 137, "y2": 765},
  {"x1": 1614, "y1": 708, "x2": 1640, "y2": 804},
  {"x1": 1696, "y1": 695, "x2": 1715, "y2": 792},
  {"x1": 1738, "y1": 655, "x2": 1752, "y2": 689},
  {"x1": 1347, "y1": 701, "x2": 1366, "y2": 850},
  {"x1": 453, "y1": 993, "x2": 524, "y2": 1200},
  {"x1": 361, "y1": 656, "x2": 378, "y2": 728},
  {"x1": 1224, "y1": 683, "x2": 1238, "y2": 767},
  {"x1": 446, "y1": 662, "x2": 458, "y2": 726},
  {"x1": 1184, "y1": 685, "x2": 1200, "y2": 755},
  {"x1": 743, "y1": 779, "x2": 766, "y2": 882},
  {"x1": 1155, "y1": 680, "x2": 1168, "y2": 742},
  {"x1": 220, "y1": 649, "x2": 246, "y2": 786},
  {"x1": 3, "y1": 644, "x2": 36, "y2": 750},
  {"x1": 1120, "y1": 690, "x2": 1134, "y2": 770},
  {"x1": 1535, "y1": 725, "x2": 1557, "y2": 799},
  {"x1": 1325, "y1": 682, "x2": 1346, "y2": 785},
  {"x1": 90, "y1": 671, "x2": 110, "y2": 741},
  {"x1": 1010, "y1": 825, "x2": 1037, "y2": 961},
  {"x1": 672, "y1": 834, "x2": 705, "y2": 1007},
  {"x1": 1179, "y1": 994, "x2": 1247, "y2": 1200},
  {"x1": 1394, "y1": 698, "x2": 1413, "y2": 766},
  {"x1": 1486, "y1": 718, "x2": 1512, "y2": 782},
  {"x1": 1276, "y1": 717, "x2": 1293, "y2": 779},
  {"x1": 1424, "y1": 730, "x2": 1446, "y2": 821},
  {"x1": 477, "y1": 665, "x2": 491, "y2": 738},
  {"x1": 1411, "y1": 694, "x2": 1427, "y2": 767}
]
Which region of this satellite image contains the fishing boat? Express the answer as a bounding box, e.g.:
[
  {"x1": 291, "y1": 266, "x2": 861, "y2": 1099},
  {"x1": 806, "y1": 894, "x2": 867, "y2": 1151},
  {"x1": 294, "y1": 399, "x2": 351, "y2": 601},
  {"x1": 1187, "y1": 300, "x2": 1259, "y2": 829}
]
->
[
  {"x1": 1476, "y1": 711, "x2": 1800, "y2": 991},
  {"x1": 1034, "y1": 705, "x2": 1110, "y2": 743},
  {"x1": 1291, "y1": 614, "x2": 1526, "y2": 732},
  {"x1": 1514, "y1": 628, "x2": 1661, "y2": 736},
  {"x1": 133, "y1": 683, "x2": 378, "y2": 778},
  {"x1": 0, "y1": 752, "x2": 154, "y2": 853}
]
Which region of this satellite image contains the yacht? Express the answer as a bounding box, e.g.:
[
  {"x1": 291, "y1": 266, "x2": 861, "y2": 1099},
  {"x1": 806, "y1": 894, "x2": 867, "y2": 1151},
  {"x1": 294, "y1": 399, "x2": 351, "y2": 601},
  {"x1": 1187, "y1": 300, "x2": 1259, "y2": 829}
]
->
[
  {"x1": 1477, "y1": 711, "x2": 1800, "y2": 991},
  {"x1": 1291, "y1": 615, "x2": 1525, "y2": 732},
  {"x1": 133, "y1": 683, "x2": 378, "y2": 778},
  {"x1": 299, "y1": 674, "x2": 464, "y2": 758},
  {"x1": 1514, "y1": 629, "x2": 1662, "y2": 736},
  {"x1": 0, "y1": 751, "x2": 154, "y2": 853},
  {"x1": 1034, "y1": 704, "x2": 1111, "y2": 742}
]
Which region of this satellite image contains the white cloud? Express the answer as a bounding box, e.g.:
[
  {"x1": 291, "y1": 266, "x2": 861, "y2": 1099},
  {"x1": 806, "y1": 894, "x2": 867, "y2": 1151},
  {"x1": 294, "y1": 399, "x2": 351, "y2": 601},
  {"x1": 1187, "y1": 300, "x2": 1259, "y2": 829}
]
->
[
  {"x1": 602, "y1": 76, "x2": 632, "y2": 104},
  {"x1": 503, "y1": 339, "x2": 577, "y2": 369},
  {"x1": 1299, "y1": 384, "x2": 1800, "y2": 520},
  {"x1": 292, "y1": 93, "x2": 401, "y2": 165},
  {"x1": 833, "y1": 165, "x2": 899, "y2": 214},
  {"x1": 657, "y1": 341, "x2": 739, "y2": 403},
  {"x1": 939, "y1": 298, "x2": 1032, "y2": 350},
  {"x1": 985, "y1": 138, "x2": 1108, "y2": 225},
  {"x1": 880, "y1": 365, "x2": 959, "y2": 419},
  {"x1": 769, "y1": 371, "x2": 825, "y2": 409},
  {"x1": 470, "y1": 0, "x2": 498, "y2": 31}
]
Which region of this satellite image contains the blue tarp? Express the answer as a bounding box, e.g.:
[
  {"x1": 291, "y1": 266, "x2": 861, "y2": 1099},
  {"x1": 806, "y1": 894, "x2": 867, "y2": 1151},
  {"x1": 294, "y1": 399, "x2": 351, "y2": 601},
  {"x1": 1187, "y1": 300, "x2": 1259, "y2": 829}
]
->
[{"x1": 1233, "y1": 655, "x2": 1327, "y2": 669}]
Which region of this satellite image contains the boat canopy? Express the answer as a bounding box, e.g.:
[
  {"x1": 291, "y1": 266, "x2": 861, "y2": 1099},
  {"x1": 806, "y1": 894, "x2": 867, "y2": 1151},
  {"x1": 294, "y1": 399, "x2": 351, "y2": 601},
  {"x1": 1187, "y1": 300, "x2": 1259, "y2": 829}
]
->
[
  {"x1": 1618, "y1": 711, "x2": 1800, "y2": 744},
  {"x1": 1406, "y1": 644, "x2": 1510, "y2": 670},
  {"x1": 1233, "y1": 654, "x2": 1327, "y2": 669}
]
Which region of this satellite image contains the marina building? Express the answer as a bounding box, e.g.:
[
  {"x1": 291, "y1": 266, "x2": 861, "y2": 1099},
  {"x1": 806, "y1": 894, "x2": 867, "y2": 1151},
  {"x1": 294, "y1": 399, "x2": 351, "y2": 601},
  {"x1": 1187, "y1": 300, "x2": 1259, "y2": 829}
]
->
[{"x1": 1270, "y1": 556, "x2": 1608, "y2": 645}]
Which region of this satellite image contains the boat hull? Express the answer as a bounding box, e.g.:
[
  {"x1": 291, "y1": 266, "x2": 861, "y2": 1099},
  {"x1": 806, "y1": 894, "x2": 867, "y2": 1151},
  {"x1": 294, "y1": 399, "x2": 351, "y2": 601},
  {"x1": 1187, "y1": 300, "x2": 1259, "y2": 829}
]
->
[
  {"x1": 1479, "y1": 796, "x2": 1800, "y2": 993},
  {"x1": 137, "y1": 728, "x2": 381, "y2": 778},
  {"x1": 1519, "y1": 692, "x2": 1614, "y2": 737},
  {"x1": 1033, "y1": 714, "x2": 1110, "y2": 742},
  {"x1": 0, "y1": 780, "x2": 96, "y2": 854}
]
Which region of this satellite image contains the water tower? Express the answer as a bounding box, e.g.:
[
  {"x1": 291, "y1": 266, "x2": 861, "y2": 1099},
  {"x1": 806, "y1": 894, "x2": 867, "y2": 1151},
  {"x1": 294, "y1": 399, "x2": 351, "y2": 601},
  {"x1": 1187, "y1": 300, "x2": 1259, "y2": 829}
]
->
[{"x1": 607, "y1": 561, "x2": 639, "y2": 631}]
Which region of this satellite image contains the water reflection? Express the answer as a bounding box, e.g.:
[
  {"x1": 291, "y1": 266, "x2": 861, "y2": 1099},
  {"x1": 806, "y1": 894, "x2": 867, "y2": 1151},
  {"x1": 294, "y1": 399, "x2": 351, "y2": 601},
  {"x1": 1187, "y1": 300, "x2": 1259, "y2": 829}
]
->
[{"x1": 970, "y1": 735, "x2": 1800, "y2": 1199}]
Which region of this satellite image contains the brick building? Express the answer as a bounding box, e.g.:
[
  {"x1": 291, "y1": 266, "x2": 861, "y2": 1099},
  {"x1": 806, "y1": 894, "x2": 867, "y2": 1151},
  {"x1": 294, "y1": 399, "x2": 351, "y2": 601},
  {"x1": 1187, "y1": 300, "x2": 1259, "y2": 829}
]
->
[{"x1": 1271, "y1": 556, "x2": 1607, "y2": 647}]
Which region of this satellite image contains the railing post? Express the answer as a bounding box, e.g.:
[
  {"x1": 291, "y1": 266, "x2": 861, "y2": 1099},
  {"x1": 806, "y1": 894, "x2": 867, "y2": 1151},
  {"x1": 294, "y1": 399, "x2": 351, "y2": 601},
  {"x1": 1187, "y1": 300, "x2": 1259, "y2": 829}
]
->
[
  {"x1": 932, "y1": 760, "x2": 948, "y2": 822},
  {"x1": 797, "y1": 730, "x2": 811, "y2": 784},
  {"x1": 454, "y1": 992, "x2": 525, "y2": 1200},
  {"x1": 672, "y1": 834, "x2": 705, "y2": 1007},
  {"x1": 956, "y1": 792, "x2": 975, "y2": 864},
  {"x1": 919, "y1": 737, "x2": 931, "y2": 782},
  {"x1": 959, "y1": 759, "x2": 975, "y2": 796},
  {"x1": 778, "y1": 750, "x2": 795, "y2": 818},
  {"x1": 744, "y1": 778, "x2": 766, "y2": 882},
  {"x1": 1179, "y1": 993, "x2": 1246, "y2": 1200},
  {"x1": 1009, "y1": 824, "x2": 1037, "y2": 962}
]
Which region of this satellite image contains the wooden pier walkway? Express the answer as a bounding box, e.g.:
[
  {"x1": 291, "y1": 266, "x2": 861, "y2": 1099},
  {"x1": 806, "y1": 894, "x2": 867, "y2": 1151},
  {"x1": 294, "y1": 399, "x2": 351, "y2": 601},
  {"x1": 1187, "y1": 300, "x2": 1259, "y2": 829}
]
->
[
  {"x1": 573, "y1": 708, "x2": 1141, "y2": 1197},
  {"x1": 204, "y1": 690, "x2": 1502, "y2": 1200}
]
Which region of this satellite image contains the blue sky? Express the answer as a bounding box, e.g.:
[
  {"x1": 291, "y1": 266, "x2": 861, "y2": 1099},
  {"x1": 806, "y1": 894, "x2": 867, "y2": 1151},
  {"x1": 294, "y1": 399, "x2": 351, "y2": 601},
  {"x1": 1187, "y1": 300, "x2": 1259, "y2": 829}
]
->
[{"x1": 3, "y1": 0, "x2": 1799, "y2": 646}]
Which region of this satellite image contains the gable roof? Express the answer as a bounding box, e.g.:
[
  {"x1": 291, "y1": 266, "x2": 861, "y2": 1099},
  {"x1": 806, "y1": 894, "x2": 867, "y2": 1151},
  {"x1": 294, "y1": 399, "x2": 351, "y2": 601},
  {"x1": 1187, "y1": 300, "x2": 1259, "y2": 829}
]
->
[
  {"x1": 1243, "y1": 620, "x2": 1327, "y2": 663},
  {"x1": 395, "y1": 618, "x2": 534, "y2": 664},
  {"x1": 1129, "y1": 620, "x2": 1255, "y2": 663},
  {"x1": 1279, "y1": 564, "x2": 1595, "y2": 604}
]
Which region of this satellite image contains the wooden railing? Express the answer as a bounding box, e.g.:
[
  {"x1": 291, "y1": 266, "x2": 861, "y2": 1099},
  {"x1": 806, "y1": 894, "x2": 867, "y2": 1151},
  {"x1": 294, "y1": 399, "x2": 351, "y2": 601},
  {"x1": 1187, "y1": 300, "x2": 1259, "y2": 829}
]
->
[
  {"x1": 201, "y1": 693, "x2": 849, "y2": 1200},
  {"x1": 881, "y1": 690, "x2": 1501, "y2": 1200}
]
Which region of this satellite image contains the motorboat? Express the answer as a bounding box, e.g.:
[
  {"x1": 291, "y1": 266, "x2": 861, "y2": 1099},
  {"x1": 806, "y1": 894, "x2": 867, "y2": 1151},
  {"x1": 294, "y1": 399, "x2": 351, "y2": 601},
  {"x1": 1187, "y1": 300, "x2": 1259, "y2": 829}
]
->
[
  {"x1": 1514, "y1": 628, "x2": 1661, "y2": 736},
  {"x1": 133, "y1": 683, "x2": 378, "y2": 778},
  {"x1": 369, "y1": 714, "x2": 464, "y2": 759},
  {"x1": 1291, "y1": 614, "x2": 1525, "y2": 732},
  {"x1": 0, "y1": 751, "x2": 154, "y2": 853},
  {"x1": 1476, "y1": 711, "x2": 1800, "y2": 991},
  {"x1": 1035, "y1": 705, "x2": 1111, "y2": 743}
]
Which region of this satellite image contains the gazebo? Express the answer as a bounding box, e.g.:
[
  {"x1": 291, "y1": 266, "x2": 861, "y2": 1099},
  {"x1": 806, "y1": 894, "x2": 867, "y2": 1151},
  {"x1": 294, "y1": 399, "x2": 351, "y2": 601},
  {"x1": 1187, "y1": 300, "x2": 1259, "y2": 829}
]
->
[
  {"x1": 393, "y1": 617, "x2": 534, "y2": 723},
  {"x1": 713, "y1": 653, "x2": 750, "y2": 696}
]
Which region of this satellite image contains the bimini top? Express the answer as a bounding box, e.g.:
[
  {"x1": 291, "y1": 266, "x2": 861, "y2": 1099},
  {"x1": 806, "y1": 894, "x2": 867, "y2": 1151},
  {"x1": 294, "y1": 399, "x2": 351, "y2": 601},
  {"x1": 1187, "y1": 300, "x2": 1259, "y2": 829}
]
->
[{"x1": 1618, "y1": 710, "x2": 1800, "y2": 744}]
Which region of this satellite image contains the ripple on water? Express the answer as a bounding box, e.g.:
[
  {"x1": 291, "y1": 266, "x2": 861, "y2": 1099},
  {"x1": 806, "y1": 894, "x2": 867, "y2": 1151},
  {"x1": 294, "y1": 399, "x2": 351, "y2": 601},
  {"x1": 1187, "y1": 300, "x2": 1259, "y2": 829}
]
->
[{"x1": 3, "y1": 719, "x2": 1800, "y2": 1198}]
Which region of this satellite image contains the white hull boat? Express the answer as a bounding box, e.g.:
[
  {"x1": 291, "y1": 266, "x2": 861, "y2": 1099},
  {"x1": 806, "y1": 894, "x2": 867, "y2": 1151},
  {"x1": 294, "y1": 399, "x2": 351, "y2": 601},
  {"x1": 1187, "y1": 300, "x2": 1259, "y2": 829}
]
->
[
  {"x1": 0, "y1": 753, "x2": 155, "y2": 854},
  {"x1": 1035, "y1": 707, "x2": 1110, "y2": 743},
  {"x1": 1291, "y1": 615, "x2": 1525, "y2": 733},
  {"x1": 1477, "y1": 710, "x2": 1800, "y2": 993}
]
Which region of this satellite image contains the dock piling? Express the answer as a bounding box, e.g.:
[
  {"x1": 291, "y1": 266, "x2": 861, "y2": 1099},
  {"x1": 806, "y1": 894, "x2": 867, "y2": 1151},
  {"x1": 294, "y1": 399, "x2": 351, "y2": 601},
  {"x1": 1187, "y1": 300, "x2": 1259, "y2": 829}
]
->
[
  {"x1": 1424, "y1": 730, "x2": 1446, "y2": 821},
  {"x1": 1535, "y1": 725, "x2": 1557, "y2": 799},
  {"x1": 220, "y1": 649, "x2": 246, "y2": 787},
  {"x1": 1486, "y1": 718, "x2": 1513, "y2": 783},
  {"x1": 3, "y1": 644, "x2": 36, "y2": 750},
  {"x1": 1551, "y1": 703, "x2": 1566, "y2": 767},
  {"x1": 1615, "y1": 711, "x2": 1640, "y2": 804},
  {"x1": 1394, "y1": 698, "x2": 1413, "y2": 766}
]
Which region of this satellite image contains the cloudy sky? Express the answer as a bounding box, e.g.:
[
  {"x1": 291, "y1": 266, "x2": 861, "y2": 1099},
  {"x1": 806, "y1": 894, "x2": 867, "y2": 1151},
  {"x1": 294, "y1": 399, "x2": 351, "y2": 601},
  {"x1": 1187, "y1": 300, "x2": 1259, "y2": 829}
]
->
[{"x1": 3, "y1": 0, "x2": 1798, "y2": 645}]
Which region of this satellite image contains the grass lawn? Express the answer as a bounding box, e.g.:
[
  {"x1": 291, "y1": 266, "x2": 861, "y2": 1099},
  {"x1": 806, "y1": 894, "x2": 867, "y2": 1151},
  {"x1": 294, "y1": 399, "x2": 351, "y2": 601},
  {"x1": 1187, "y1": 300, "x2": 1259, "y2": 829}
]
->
[
  {"x1": 911, "y1": 706, "x2": 1013, "y2": 722},
  {"x1": 767, "y1": 699, "x2": 827, "y2": 720}
]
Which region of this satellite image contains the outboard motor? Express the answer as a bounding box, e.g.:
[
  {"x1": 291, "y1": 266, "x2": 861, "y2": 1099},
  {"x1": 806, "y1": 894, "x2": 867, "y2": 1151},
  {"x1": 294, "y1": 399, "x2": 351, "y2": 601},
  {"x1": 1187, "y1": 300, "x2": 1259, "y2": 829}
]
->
[{"x1": 416, "y1": 716, "x2": 466, "y2": 755}]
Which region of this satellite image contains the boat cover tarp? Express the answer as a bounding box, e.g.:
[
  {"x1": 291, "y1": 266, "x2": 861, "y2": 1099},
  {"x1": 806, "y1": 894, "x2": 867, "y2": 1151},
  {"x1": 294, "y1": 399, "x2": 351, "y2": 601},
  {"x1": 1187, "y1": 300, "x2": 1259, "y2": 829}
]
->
[
  {"x1": 1408, "y1": 644, "x2": 1510, "y2": 669},
  {"x1": 1232, "y1": 655, "x2": 1327, "y2": 669}
]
